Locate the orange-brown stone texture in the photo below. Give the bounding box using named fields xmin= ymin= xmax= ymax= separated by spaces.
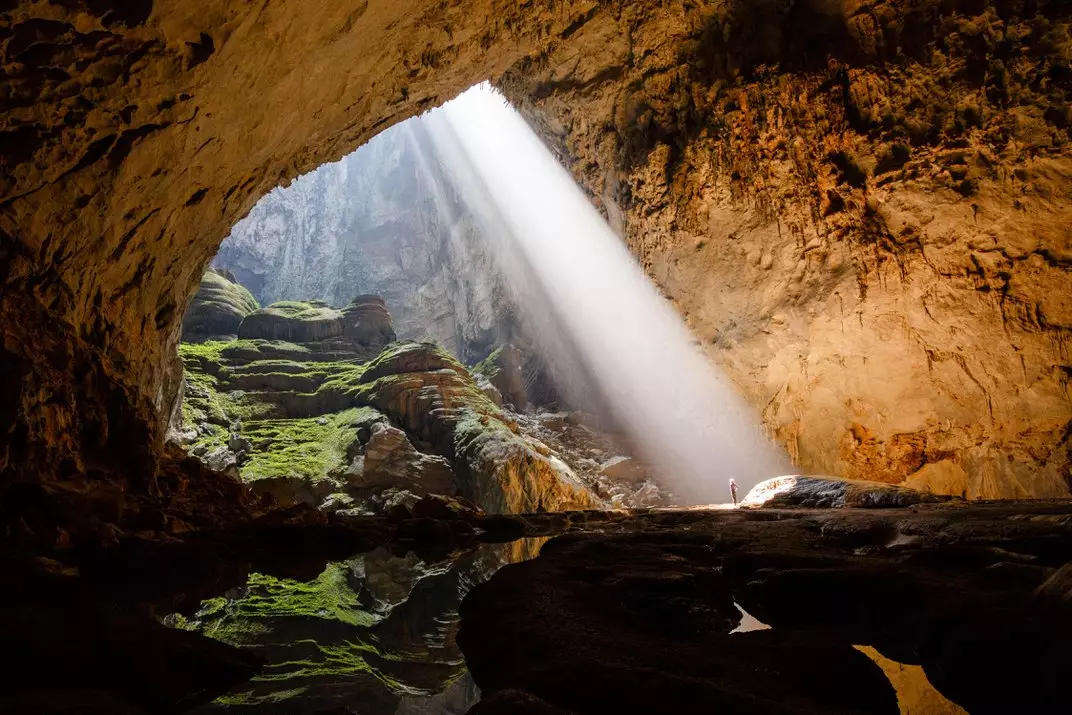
xmin=1 ymin=0 xmax=1069 ymax=538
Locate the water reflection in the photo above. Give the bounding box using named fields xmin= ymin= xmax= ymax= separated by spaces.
xmin=855 ymin=646 xmax=968 ymax=715
xmin=172 ymin=538 xmax=547 ymax=713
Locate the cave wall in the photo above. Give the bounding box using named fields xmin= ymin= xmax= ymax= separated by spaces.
xmin=0 ymin=0 xmax=593 ymax=516
xmin=499 ymin=0 xmax=1072 ymax=499
xmin=213 ymin=120 xmax=517 ymax=363
xmin=1 ymin=0 xmax=1069 ymax=525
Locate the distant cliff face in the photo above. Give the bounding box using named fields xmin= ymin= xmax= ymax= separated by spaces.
xmin=214 ymin=122 xmax=516 ymax=363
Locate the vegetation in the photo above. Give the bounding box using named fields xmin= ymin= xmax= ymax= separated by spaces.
xmin=241 ymin=408 xmax=377 ymax=484
xmin=470 ymin=346 xmax=504 ymax=379
xmin=256 ymin=300 xmax=340 ymax=321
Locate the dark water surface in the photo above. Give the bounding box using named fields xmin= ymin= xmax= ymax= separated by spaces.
xmin=170 ymin=539 xmax=546 ymax=714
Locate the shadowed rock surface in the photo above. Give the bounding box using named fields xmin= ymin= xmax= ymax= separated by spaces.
xmin=459 ymin=501 xmax=1072 ymax=715
xmin=741 ymin=475 xmax=957 ymax=509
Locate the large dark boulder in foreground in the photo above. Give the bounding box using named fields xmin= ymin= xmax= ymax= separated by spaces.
xmin=459 ymin=501 xmax=1072 ymax=715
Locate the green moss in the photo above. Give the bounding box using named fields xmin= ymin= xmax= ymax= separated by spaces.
xmin=259 ymin=301 xmax=340 ymax=321
xmin=239 ymin=408 xmax=368 ymax=483
xmin=195 ymin=563 xmax=379 ymax=636
xmin=214 ymin=687 xmax=309 ymax=707
xmin=201 ymin=270 xmax=259 ymax=311
xmin=471 ymin=346 xmax=504 ymax=378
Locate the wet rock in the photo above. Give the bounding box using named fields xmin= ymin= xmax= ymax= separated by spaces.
xmin=412 ymin=494 xmax=486 ymax=524
xmin=742 ymin=475 xmax=955 ymax=509
xmin=460 ymin=502 xmax=1072 ymax=715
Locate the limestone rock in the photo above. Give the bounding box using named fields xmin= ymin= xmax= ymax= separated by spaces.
xmin=341 ymin=295 xmax=398 ymax=347
xmin=238 ymin=301 xmax=345 ymax=343
xmin=202 ymin=446 xmax=239 ymax=479
xmin=180 ymin=269 xmax=260 ymax=342
xmin=500 ymin=1 xmax=1072 ymax=499
xmin=741 ymin=475 xmax=955 ymax=509
xmin=474 ymin=345 xmax=527 ymax=409
xmin=348 ymin=423 xmax=457 ymax=497
xmin=599 ymin=456 xmax=646 ymax=484
xmin=358 ymin=341 xmax=600 ymax=513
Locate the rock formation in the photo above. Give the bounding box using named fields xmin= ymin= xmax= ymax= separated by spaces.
xmin=180 ymin=268 xmax=260 ymax=342
xmin=178 ymin=287 xmax=605 ymax=514
xmin=459 ymin=500 xmax=1072 ymax=715
xmin=1 ymin=0 xmax=1070 ymax=552
xmin=498 ymin=0 xmax=1072 ymax=499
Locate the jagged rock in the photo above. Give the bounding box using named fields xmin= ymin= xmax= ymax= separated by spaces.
xmin=357 ymin=341 xmax=600 ymax=513
xmin=181 ymin=268 xmax=260 ymax=342
xmin=347 ymin=423 xmax=456 ymax=497
xmin=202 ymin=446 xmax=239 ymax=478
xmin=741 ymin=475 xmax=955 ymax=509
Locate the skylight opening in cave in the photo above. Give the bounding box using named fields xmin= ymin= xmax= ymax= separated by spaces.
xmin=206 ymin=83 xmax=791 ymax=504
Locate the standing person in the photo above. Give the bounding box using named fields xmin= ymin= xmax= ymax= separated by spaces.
xmin=729 ymin=478 xmax=739 ymax=506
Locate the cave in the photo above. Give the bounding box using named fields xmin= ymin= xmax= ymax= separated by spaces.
xmin=1 ymin=1 xmax=1070 ymax=713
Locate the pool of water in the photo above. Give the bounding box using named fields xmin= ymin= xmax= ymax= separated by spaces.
xmin=168 ymin=539 xmax=547 ymax=714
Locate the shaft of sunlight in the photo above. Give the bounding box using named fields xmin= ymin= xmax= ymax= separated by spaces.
xmin=422 ymin=83 xmax=792 ymax=502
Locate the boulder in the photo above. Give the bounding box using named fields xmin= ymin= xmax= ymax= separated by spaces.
xmin=181 ymin=268 xmax=260 ymax=341
xmin=237 ymin=301 xmax=344 ymax=342
xmin=741 ymin=475 xmax=956 ymax=509
xmin=599 ymin=456 xmax=647 ymax=484
xmin=346 ymin=423 xmax=457 ymax=496
xmin=358 ymin=341 xmax=600 ymax=513
xmin=202 ymin=446 xmax=239 ymax=478
xmin=341 ymin=295 xmax=397 ymax=347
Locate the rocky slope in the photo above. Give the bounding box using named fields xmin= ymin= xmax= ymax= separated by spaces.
xmin=176 ymin=287 xmax=613 ymax=514
xmin=498 ymin=0 xmax=1072 ymax=499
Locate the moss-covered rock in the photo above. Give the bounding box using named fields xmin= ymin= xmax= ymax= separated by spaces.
xmin=181 ymin=268 xmax=260 ymax=342
xmin=357 ymin=341 xmax=599 ymax=513
xmin=238 ymin=301 xmax=345 ymax=342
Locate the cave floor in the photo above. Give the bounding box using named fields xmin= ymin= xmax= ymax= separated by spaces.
xmin=2 ymin=500 xmax=1069 ymax=714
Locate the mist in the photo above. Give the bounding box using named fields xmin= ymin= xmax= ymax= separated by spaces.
xmin=418 ymin=84 xmax=792 ymax=502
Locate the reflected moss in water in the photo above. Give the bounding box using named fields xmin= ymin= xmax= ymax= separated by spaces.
xmin=173 ymin=539 xmax=547 ymax=713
